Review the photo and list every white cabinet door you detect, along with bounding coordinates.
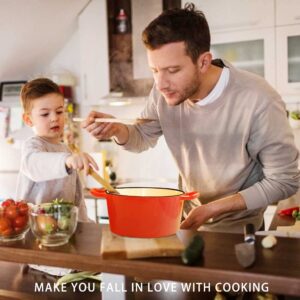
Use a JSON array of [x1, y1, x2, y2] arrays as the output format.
[[182, 0, 275, 32], [79, 0, 109, 104], [276, 0, 300, 26], [276, 25, 300, 94], [211, 28, 276, 87]]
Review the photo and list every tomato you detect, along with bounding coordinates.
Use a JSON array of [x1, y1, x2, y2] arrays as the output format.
[[1, 199, 15, 208], [0, 217, 12, 234], [14, 227, 26, 234], [16, 200, 27, 207], [1, 227, 13, 236], [4, 205, 18, 220], [17, 203, 29, 216], [13, 215, 28, 230]]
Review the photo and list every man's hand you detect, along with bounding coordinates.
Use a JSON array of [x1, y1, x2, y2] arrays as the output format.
[[180, 204, 214, 230], [180, 193, 246, 230], [66, 152, 98, 176], [81, 111, 129, 144]]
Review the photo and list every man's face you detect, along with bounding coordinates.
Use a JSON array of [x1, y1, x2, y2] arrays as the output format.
[[147, 41, 201, 106]]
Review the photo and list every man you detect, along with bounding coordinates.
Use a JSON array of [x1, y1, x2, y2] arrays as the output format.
[[82, 3, 299, 233]]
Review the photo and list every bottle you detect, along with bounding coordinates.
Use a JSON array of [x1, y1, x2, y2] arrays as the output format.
[[116, 9, 128, 34]]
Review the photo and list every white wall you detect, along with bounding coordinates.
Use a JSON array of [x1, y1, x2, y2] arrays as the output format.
[[44, 28, 82, 102], [0, 0, 89, 82], [0, 139, 21, 199]]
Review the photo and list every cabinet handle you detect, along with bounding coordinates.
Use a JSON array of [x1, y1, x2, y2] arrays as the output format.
[[294, 16, 300, 20]]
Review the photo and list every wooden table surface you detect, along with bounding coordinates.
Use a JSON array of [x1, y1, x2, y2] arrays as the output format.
[[0, 221, 300, 297], [0, 261, 102, 300]]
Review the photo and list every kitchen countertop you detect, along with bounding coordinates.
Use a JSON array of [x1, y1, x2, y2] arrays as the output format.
[[0, 221, 299, 297], [0, 193, 299, 299]]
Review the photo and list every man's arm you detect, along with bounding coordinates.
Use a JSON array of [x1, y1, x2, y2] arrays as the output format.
[[82, 85, 163, 152], [180, 193, 246, 230]]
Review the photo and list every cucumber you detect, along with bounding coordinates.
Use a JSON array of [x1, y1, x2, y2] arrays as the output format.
[[181, 235, 204, 266]]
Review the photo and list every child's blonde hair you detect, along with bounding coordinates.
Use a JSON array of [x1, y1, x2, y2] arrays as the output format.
[[20, 78, 63, 113]]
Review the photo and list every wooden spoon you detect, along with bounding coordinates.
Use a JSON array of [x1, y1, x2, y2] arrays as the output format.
[[88, 169, 119, 194], [73, 117, 155, 125]]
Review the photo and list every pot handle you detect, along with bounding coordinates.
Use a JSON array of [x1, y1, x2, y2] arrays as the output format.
[[179, 191, 199, 201], [89, 188, 108, 198]]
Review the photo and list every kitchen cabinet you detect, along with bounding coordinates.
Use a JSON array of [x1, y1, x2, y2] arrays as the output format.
[[276, 25, 300, 95], [276, 0, 300, 26], [78, 0, 110, 104], [275, 0, 300, 95], [211, 28, 276, 88], [182, 0, 276, 88], [182, 0, 275, 32]]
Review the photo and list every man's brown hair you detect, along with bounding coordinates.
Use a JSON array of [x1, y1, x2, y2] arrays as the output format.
[[20, 78, 63, 113], [142, 3, 210, 63]]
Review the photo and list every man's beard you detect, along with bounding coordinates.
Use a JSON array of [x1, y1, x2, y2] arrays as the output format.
[[167, 68, 201, 106], [166, 76, 200, 106]]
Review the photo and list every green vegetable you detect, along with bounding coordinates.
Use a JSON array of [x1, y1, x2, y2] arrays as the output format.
[[57, 216, 70, 230], [45, 223, 55, 234], [290, 111, 300, 120], [57, 271, 102, 286], [292, 210, 299, 218], [181, 235, 204, 266]]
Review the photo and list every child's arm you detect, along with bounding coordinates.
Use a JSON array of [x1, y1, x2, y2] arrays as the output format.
[[20, 138, 98, 182], [21, 151, 71, 182]]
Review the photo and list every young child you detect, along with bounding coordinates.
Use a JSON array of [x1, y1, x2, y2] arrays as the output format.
[[16, 78, 98, 222]]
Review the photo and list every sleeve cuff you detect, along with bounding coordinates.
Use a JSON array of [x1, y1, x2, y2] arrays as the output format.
[[62, 153, 72, 176], [65, 164, 73, 175], [239, 184, 269, 210], [114, 125, 135, 149]]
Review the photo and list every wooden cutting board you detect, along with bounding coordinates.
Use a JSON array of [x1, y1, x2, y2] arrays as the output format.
[[100, 226, 184, 259], [277, 220, 300, 233]]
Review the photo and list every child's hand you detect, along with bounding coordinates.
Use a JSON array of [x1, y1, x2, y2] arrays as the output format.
[[65, 152, 99, 175]]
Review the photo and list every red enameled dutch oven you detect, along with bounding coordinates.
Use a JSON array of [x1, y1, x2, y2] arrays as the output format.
[[90, 187, 199, 238]]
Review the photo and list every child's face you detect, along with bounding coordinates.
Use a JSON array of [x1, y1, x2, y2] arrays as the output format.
[[24, 93, 65, 143]]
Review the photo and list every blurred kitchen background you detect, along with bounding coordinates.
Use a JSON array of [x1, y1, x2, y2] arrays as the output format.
[[1, 0, 300, 225]]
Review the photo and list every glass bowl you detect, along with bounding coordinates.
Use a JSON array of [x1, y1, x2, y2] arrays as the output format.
[[0, 200, 30, 242], [29, 202, 78, 247]]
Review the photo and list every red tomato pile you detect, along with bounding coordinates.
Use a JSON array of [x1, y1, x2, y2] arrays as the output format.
[[0, 199, 29, 237]]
